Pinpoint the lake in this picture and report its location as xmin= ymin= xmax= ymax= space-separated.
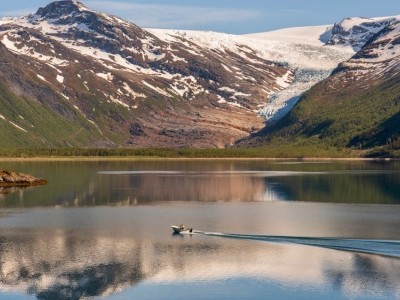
xmin=0 ymin=159 xmax=399 ymax=299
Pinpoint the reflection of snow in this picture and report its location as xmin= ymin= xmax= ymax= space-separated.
xmin=262 ymin=186 xmax=282 ymax=201
xmin=260 ymin=180 xmax=290 ymax=201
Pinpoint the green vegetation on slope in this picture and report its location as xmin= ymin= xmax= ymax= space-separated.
xmin=253 ymin=74 xmax=400 ymax=157
xmin=0 ymin=82 xmax=105 ymax=148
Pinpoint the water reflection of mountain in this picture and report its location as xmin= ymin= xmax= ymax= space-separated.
xmin=0 ymin=168 xmax=291 ymax=207
xmin=271 ymin=173 xmax=400 ymax=204
xmin=98 ymin=173 xmax=290 ymax=203
xmin=0 ymin=161 xmax=400 ymax=207
xmin=0 ymin=230 xmax=399 ymax=299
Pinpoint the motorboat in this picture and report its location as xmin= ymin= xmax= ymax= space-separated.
xmin=171 ymin=224 xmax=193 ymax=234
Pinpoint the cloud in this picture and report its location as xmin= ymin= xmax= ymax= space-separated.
xmin=84 ymin=1 xmax=261 ymax=29
xmin=279 ymin=9 xmax=311 ymax=15
xmin=0 ymin=9 xmax=34 ymax=18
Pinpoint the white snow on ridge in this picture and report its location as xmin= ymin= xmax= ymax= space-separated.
xmin=148 ymin=27 xmax=354 ymax=71
xmin=355 ymin=22 xmax=400 ymax=63
xmin=334 ymin=22 xmax=400 ymax=84
xmin=1 ymin=33 xmax=69 ymax=66
xmin=245 ymin=25 xmax=332 ymax=46
xmin=339 ymin=17 xmax=373 ymax=31
xmin=0 ymin=17 xmax=16 ymax=25
xmin=338 ymin=15 xmax=400 ymax=31
xmin=245 ymin=29 xmax=355 ymax=70
xmin=328 ymin=15 xmax=400 ymax=51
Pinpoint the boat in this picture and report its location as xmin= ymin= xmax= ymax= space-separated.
xmin=171 ymin=224 xmax=193 ymax=234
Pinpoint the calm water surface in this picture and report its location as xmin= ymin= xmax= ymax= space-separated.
xmin=0 ymin=160 xmax=399 ymax=299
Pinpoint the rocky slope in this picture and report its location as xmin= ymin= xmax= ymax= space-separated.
xmin=240 ymin=20 xmax=400 ymax=152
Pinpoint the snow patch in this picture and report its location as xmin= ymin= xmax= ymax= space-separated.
xmin=56 ymin=75 xmax=64 ymax=83
xmin=217 ymin=95 xmax=227 ymax=103
xmin=276 ymin=71 xmax=292 ymax=88
xmin=96 ymin=72 xmax=114 ymax=81
xmin=60 ymin=93 xmax=69 ymax=100
xmin=122 ymin=82 xmax=146 ymax=99
xmin=142 ymin=81 xmax=172 ymax=98
xmin=219 ymin=87 xmax=237 ymax=93
xmin=37 ymin=74 xmax=49 ymax=83
xmin=221 ymin=64 xmax=233 ymax=73
xmin=9 ymin=121 xmax=27 ymax=132
xmin=109 ymin=96 xmax=130 ymax=108
xmin=1 ymin=34 xmax=69 ymax=66
xmin=88 ymin=120 xmax=104 ymax=135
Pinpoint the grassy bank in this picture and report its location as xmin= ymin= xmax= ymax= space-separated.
xmin=0 ymin=144 xmax=358 ymax=159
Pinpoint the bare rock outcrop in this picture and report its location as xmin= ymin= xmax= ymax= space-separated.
xmin=0 ymin=170 xmax=47 ymax=187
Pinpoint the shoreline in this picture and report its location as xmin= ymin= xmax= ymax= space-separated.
xmin=0 ymin=156 xmax=398 ymax=162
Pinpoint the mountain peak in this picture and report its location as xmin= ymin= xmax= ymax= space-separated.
xmin=326 ymin=15 xmax=400 ymax=50
xmin=35 ymin=1 xmax=89 ymax=20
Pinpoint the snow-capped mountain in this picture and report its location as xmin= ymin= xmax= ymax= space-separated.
xmin=327 ymin=16 xmax=400 ymax=50
xmin=242 ymin=16 xmax=400 ymax=124
xmin=148 ymin=26 xmax=358 ymax=124
xmin=0 ymin=0 xmax=291 ymax=147
xmin=0 ymin=0 xmax=398 ymax=148
xmin=332 ymin=20 xmax=400 ymax=88
xmin=239 ymin=19 xmax=400 ymax=151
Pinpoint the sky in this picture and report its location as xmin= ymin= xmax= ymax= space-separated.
xmin=1 ymin=0 xmax=400 ymax=34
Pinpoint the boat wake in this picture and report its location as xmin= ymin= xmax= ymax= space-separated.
xmin=187 ymin=231 xmax=400 ymax=258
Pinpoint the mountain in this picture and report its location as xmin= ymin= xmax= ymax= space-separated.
xmin=326 ymin=16 xmax=400 ymax=50
xmin=0 ymin=1 xmax=398 ymax=150
xmin=0 ymin=0 xmax=291 ymax=148
xmin=239 ymin=19 xmax=400 ymax=154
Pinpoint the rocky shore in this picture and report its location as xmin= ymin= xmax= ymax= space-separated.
xmin=0 ymin=170 xmax=47 ymax=187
